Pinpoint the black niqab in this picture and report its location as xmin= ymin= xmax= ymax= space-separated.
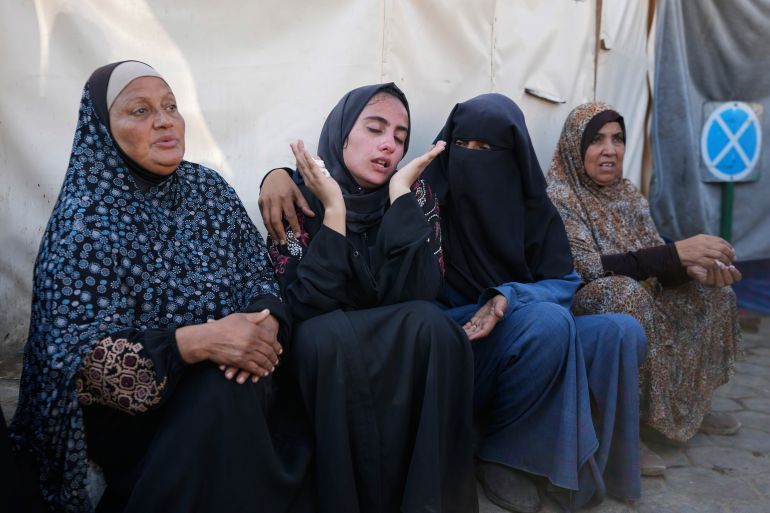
xmin=424 ymin=93 xmax=573 ymax=301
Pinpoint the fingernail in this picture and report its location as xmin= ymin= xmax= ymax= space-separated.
xmin=219 ymin=365 xmax=225 ymax=371
xmin=237 ymin=375 xmax=246 ymax=384
xmin=226 ymin=370 xmax=234 ymax=379
xmin=263 ymin=370 xmax=270 ymax=377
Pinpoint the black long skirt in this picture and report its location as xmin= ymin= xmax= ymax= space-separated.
xmin=290 ymin=300 xmax=477 ymax=513
xmin=84 ymin=363 xmax=313 ymax=513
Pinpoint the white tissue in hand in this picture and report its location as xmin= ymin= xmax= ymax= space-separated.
xmin=313 ymin=158 xmax=330 ymax=177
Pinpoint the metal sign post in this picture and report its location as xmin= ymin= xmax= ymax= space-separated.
xmin=719 ymin=182 xmax=734 ymax=242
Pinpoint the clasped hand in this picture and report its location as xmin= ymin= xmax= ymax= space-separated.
xmin=176 ymin=309 xmax=282 ymax=385
xmin=675 ymin=234 xmax=741 ymax=287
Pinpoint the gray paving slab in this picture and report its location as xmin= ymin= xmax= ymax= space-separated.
xmin=739 ymin=334 xmax=763 ymax=349
xmin=639 ymin=475 xmax=667 ymax=497
xmin=710 ymin=396 xmax=745 ymax=412
xmin=735 ymin=361 xmax=770 ymax=378
xmin=678 ymin=431 xmax=713 ymax=448
xmin=741 ymin=397 xmax=770 ymax=415
xmin=748 ymin=475 xmax=770 ymax=499
xmin=746 ymin=346 xmax=770 ymax=358
xmin=743 ymin=349 xmax=770 ymax=362
xmin=734 ymin=410 xmax=770 ymax=433
xmin=663 ymin=466 xmax=761 ymax=501
xmin=644 ymin=438 xmax=691 ymax=468
xmin=715 ymin=382 xmax=761 ymax=400
xmin=637 ymin=497 xmax=723 ymax=513
xmin=722 ymin=502 xmax=770 ymax=513
xmin=731 ymin=372 xmax=770 ymax=394
xmin=687 ymin=445 xmax=770 ymax=476
xmin=708 ymin=427 xmax=770 ymax=454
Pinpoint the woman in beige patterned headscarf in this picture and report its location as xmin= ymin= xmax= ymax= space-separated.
xmin=546 ymin=102 xmax=742 ymax=472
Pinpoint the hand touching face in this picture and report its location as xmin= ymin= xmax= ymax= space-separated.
xmin=342 ymin=92 xmax=409 ymax=189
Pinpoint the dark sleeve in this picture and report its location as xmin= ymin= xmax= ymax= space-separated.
xmin=600 ymin=243 xmax=691 ymax=286
xmin=242 ymin=293 xmax=291 ymax=348
xmin=76 ymin=327 xmax=185 ymax=415
xmin=372 ymin=182 xmax=444 ymax=304
xmin=268 ymin=211 xmax=358 ymax=322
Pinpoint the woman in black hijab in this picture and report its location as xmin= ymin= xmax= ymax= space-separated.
xmin=10 ymin=61 xmax=310 ymax=513
xmin=267 ymin=83 xmax=477 ymax=513
xmin=426 ymin=94 xmax=645 ymax=512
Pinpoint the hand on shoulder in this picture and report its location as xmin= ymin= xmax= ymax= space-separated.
xmin=259 ymin=167 xmax=315 ymax=245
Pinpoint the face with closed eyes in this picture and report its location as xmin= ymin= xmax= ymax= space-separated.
xmin=342 ymin=92 xmax=409 ymax=189
xmin=109 ymin=76 xmax=186 ymax=175
xmin=583 ymin=121 xmax=625 ymax=187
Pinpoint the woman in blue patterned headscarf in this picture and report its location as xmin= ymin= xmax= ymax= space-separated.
xmin=10 ymin=61 xmax=310 ymax=513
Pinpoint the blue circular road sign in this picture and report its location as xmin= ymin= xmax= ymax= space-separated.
xmin=701 ymin=102 xmax=762 ymax=182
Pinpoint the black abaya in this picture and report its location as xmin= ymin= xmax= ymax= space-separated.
xmin=271 ymin=189 xmax=476 ymax=513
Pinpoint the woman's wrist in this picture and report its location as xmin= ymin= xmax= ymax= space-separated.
xmin=388 ymin=181 xmax=411 ymax=203
xmin=175 ymin=324 xmax=210 ymax=364
xmin=322 ymin=204 xmax=346 ymax=236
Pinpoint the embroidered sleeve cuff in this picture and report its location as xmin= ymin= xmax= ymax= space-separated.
xmin=76 ymin=334 xmax=170 ymax=415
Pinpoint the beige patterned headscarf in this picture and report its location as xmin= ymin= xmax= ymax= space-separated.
xmin=546 ymin=102 xmax=664 ymax=279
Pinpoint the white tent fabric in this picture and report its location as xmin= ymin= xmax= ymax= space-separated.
xmin=0 ymin=0 xmax=650 ymax=374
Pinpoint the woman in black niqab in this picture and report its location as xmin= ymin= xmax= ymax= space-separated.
xmin=427 ymin=94 xmax=645 ymax=512
xmin=426 ymin=93 xmax=574 ymax=300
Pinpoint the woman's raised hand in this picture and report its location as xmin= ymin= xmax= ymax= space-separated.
xmin=291 ymin=140 xmax=343 ymax=210
xmin=259 ymin=168 xmax=315 ymax=245
xmin=674 ymin=234 xmax=736 ymax=268
xmin=291 ymin=140 xmax=346 ymax=235
xmin=388 ymin=141 xmax=446 ymax=202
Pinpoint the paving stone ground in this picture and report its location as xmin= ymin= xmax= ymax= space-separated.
xmin=3 ymin=318 xmax=770 ymax=512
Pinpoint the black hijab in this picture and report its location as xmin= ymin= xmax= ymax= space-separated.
xmin=424 ymin=93 xmax=573 ymax=301
xmin=316 ymin=83 xmax=410 ymax=233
